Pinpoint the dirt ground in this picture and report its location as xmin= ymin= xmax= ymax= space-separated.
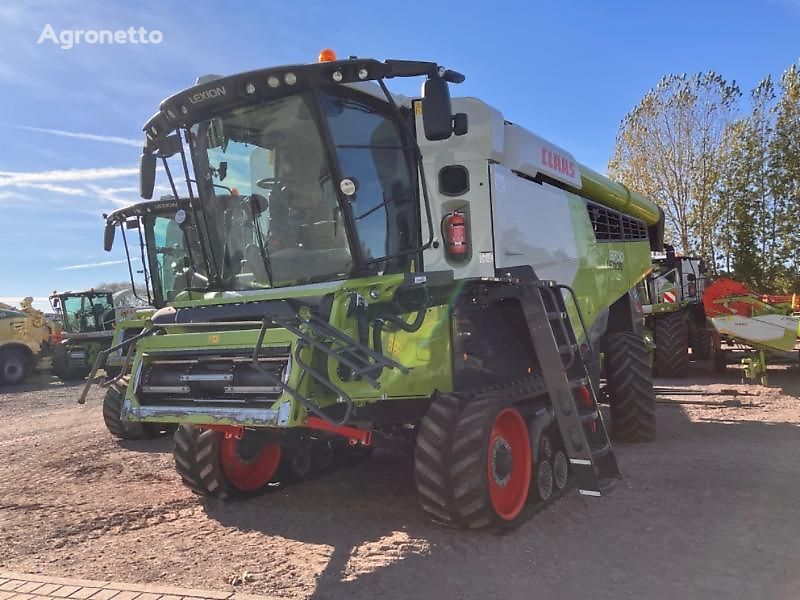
xmin=1 ymin=362 xmax=799 ymax=600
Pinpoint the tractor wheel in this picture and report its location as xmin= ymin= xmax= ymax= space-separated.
xmin=0 ymin=348 xmax=30 ymax=386
xmin=51 ymin=346 xmax=89 ymax=381
xmin=690 ymin=328 xmax=714 ymax=360
xmin=605 ymin=332 xmax=656 ymax=443
xmin=414 ymin=394 xmax=532 ymax=528
xmin=102 ymin=380 xmax=161 ymax=440
xmin=173 ymin=425 xmax=281 ymax=499
xmin=653 ymin=312 xmax=689 ymax=377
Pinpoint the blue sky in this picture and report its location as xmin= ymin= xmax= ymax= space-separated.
xmin=1 ymin=0 xmax=798 ymax=310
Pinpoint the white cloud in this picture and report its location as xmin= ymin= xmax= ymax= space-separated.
xmin=55 ymin=257 xmax=137 ymax=271
xmin=14 ymin=182 xmax=88 ymax=195
xmin=86 ymin=184 xmax=139 ymax=206
xmin=0 ymin=166 xmax=138 ymax=187
xmin=7 ymin=125 xmax=141 ymax=147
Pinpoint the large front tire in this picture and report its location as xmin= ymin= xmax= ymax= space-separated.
xmin=414 ymin=394 xmax=532 ymax=529
xmin=605 ymin=332 xmax=656 ymax=443
xmin=102 ymin=380 xmax=155 ymax=440
xmin=174 ymin=425 xmax=281 ymax=499
xmin=653 ymin=312 xmax=689 ymax=377
xmin=0 ymin=348 xmax=30 ymax=386
xmin=690 ymin=327 xmax=714 ymax=360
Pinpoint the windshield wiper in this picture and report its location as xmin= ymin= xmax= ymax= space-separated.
xmin=248 ymin=195 xmax=274 ymax=288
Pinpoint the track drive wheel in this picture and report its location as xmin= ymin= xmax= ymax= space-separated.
xmin=605 ymin=332 xmax=656 ymax=443
xmin=414 ymin=394 xmax=532 ymax=528
xmin=653 ymin=312 xmax=689 ymax=377
xmin=174 ymin=425 xmax=281 ymax=499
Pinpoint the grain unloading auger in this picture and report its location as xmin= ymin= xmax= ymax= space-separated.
xmin=703 ymin=278 xmax=800 ymax=384
xmin=113 ymin=51 xmax=664 ymax=527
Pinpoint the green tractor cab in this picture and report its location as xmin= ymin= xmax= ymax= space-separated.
xmin=50 ymin=290 xmax=117 ymax=380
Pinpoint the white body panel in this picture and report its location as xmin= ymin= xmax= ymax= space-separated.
xmin=711 ymin=314 xmax=799 ymax=352
xmin=491 ymin=164 xmax=579 ymax=285
xmin=415 ymin=97 xmax=584 ymax=281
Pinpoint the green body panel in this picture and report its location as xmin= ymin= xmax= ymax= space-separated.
xmin=329 ymin=300 xmax=453 ymax=400
xmin=124 ymin=274 xmax=454 ymax=428
xmin=565 ymin=194 xmax=652 ymax=339
xmin=647 ymin=302 xmax=684 ymax=315
xmin=579 ymin=166 xmax=661 ymax=226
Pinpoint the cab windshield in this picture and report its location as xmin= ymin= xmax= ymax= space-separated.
xmin=188 ymin=89 xmax=416 ymax=290
xmin=143 ymin=212 xmax=207 ymax=304
xmin=59 ymin=293 xmax=115 ymax=333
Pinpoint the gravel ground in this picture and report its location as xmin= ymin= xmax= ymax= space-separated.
xmin=1 ymin=363 xmax=799 ymax=600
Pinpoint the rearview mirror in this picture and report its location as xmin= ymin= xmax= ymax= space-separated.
xmin=422 ymin=76 xmax=453 ymax=141
xmin=103 ymin=223 xmax=116 ymax=252
xmin=140 ymin=153 xmax=156 ymax=199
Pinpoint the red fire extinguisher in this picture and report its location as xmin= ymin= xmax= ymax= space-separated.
xmin=442 ymin=211 xmax=468 ymax=258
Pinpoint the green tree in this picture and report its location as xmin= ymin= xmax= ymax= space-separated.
xmin=768 ymin=63 xmax=800 ymax=292
xmin=609 ymin=72 xmax=741 ymax=270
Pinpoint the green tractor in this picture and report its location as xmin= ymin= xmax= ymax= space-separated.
xmin=641 ymin=245 xmax=713 ymax=377
xmin=50 ymin=289 xmax=119 ymax=381
xmin=112 ymin=54 xmax=663 ymax=527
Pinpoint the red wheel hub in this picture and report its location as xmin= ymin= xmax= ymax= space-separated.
xmin=487 ymin=407 xmax=532 ymax=521
xmin=219 ymin=434 xmax=281 ymax=491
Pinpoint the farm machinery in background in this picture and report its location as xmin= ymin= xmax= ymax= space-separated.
xmin=99 ymin=51 xmax=668 ymax=528
xmin=641 ymin=246 xmax=715 ymax=377
xmin=0 ymin=297 xmax=58 ymax=386
xmin=79 ymin=196 xmax=188 ymax=439
xmin=702 ymin=278 xmax=800 ymax=385
xmin=49 ymin=289 xmax=122 ymax=380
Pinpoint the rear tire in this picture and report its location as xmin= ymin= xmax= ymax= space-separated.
xmin=102 ymin=380 xmax=154 ymax=440
xmin=605 ymin=332 xmax=656 ymax=443
xmin=414 ymin=394 xmax=532 ymax=528
xmin=653 ymin=312 xmax=689 ymax=377
xmin=0 ymin=348 xmax=30 ymax=386
xmin=51 ymin=345 xmax=90 ymax=381
xmin=173 ymin=425 xmax=281 ymax=499
xmin=690 ymin=327 xmax=713 ymax=360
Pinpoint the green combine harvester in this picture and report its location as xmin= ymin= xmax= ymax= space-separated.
xmin=81 ymin=196 xmax=189 ymax=439
xmin=109 ymin=52 xmax=664 ymax=527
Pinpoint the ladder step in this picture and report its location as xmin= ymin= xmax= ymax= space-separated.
xmin=580 ymin=409 xmax=599 ymax=424
xmin=546 ymin=311 xmax=567 ymax=321
xmin=557 ymin=343 xmax=579 ymax=355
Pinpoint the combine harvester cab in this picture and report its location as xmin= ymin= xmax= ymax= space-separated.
xmin=118 ymin=53 xmax=664 ymax=527
xmin=703 ymin=278 xmax=800 ymax=384
xmin=79 ymin=196 xmax=189 ymax=439
xmin=642 ymin=246 xmax=714 ymax=377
